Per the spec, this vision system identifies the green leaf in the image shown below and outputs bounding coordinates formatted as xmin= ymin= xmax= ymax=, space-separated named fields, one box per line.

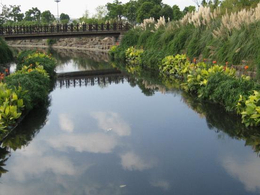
xmin=17 ymin=99 xmax=24 ymax=108
xmin=5 ymin=106 xmax=9 ymax=116
xmin=12 ymin=93 xmax=18 ymax=101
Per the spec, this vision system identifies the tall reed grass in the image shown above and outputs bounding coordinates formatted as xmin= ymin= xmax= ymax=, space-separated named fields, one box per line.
xmin=115 ymin=3 xmax=260 ymax=73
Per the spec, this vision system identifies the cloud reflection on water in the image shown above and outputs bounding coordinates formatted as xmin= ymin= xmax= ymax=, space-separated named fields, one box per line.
xmin=120 ymin=152 xmax=156 ymax=171
xmin=222 ymin=154 xmax=260 ymax=193
xmin=0 ymin=110 xmax=152 ymax=195
xmin=4 ymin=142 xmax=92 ymax=183
xmin=59 ymin=113 xmax=74 ymax=133
xmin=91 ymin=112 xmax=131 ymax=136
xmin=150 ymin=180 xmax=170 ymax=191
xmin=47 ymin=133 xmax=117 ymax=153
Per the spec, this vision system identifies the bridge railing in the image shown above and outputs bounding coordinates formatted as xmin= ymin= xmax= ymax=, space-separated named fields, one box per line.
xmin=0 ymin=22 xmax=130 ymax=35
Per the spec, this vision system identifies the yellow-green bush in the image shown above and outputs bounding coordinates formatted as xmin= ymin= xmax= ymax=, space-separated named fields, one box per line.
xmin=159 ymin=54 xmax=260 ymax=127
xmin=125 ymin=46 xmax=144 ymax=66
xmin=237 ymin=91 xmax=260 ymax=127
xmin=16 ymin=51 xmax=56 ymax=78
xmin=0 ymin=83 xmax=24 ymax=130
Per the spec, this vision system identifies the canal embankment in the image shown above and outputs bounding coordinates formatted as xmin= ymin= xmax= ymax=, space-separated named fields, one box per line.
xmin=110 ymin=5 xmax=260 ymax=127
xmin=6 ymin=36 xmax=118 ymax=52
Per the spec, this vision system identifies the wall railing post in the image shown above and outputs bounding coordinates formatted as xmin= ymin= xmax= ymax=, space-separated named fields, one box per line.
xmin=57 ymin=24 xmax=60 ymax=32
xmin=113 ymin=22 xmax=117 ymax=31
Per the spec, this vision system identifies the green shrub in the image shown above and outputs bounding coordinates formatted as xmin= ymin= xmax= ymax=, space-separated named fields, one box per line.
xmin=159 ymin=54 xmax=260 ymax=126
xmin=0 ymin=83 xmax=24 ymax=127
xmin=199 ymin=73 xmax=257 ymax=111
xmin=125 ymin=46 xmax=144 ymax=66
xmin=16 ymin=50 xmax=36 ymax=63
xmin=16 ymin=51 xmax=56 ymax=78
xmin=109 ymin=45 xmax=118 ymax=60
xmin=159 ymin=54 xmax=190 ymax=79
xmin=5 ymin=66 xmax=50 ymax=110
xmin=47 ymin=39 xmax=57 ymax=46
xmin=237 ymin=90 xmax=260 ymax=127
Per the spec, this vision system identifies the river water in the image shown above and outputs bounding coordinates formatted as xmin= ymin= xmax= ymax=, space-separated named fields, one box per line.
xmin=1 ymin=50 xmax=260 ymax=195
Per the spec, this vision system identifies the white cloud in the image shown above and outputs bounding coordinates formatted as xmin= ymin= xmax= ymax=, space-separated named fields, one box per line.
xmin=120 ymin=152 xmax=155 ymax=171
xmin=4 ymin=142 xmax=91 ymax=183
xmin=92 ymin=112 xmax=131 ymax=137
xmin=222 ymin=154 xmax=260 ymax=192
xmin=59 ymin=113 xmax=74 ymax=133
xmin=48 ymin=133 xmax=117 ymax=153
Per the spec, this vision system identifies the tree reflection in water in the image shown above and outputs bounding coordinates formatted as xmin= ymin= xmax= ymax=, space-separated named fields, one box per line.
xmin=181 ymin=92 xmax=260 ymax=154
xmin=2 ymin=49 xmax=260 ymax=179
xmin=0 ymin=99 xmax=51 ymax=177
xmin=120 ymin=63 xmax=260 ymax=155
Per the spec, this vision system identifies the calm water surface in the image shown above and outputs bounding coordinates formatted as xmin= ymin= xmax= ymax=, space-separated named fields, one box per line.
xmin=1 ymin=51 xmax=260 ymax=195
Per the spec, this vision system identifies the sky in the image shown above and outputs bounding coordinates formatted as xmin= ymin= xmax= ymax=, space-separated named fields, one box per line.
xmin=1 ymin=0 xmax=197 ymax=19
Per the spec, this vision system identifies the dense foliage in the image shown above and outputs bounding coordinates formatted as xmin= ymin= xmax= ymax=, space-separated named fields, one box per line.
xmin=16 ymin=51 xmax=56 ymax=78
xmin=5 ymin=65 xmax=50 ymax=110
xmin=0 ymin=83 xmax=24 ymax=130
xmin=0 ymin=50 xmax=56 ymax=137
xmin=111 ymin=4 xmax=260 ymax=70
xmin=120 ymin=50 xmax=260 ymax=126
xmin=0 ymin=38 xmax=13 ymax=65
xmin=0 ymin=5 xmax=64 ymax=25
xmin=110 ymin=3 xmax=260 ymax=126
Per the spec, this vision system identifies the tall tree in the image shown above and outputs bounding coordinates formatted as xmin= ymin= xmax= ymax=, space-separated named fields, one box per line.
xmin=106 ymin=0 xmax=124 ymax=21
xmin=221 ymin=0 xmax=260 ymax=12
xmin=24 ymin=7 xmax=41 ymax=22
xmin=60 ymin=13 xmax=70 ymax=24
xmin=123 ymin=0 xmax=138 ymax=24
xmin=136 ymin=2 xmax=161 ymax=22
xmin=193 ymin=0 xmax=221 ymax=8
xmin=0 ymin=5 xmax=24 ymax=24
xmin=8 ymin=5 xmax=24 ymax=22
xmin=159 ymin=4 xmax=173 ymax=21
xmin=138 ymin=0 xmax=162 ymax=5
xmin=183 ymin=6 xmax=196 ymax=15
xmin=94 ymin=5 xmax=108 ymax=20
xmin=41 ymin=10 xmax=55 ymax=24
xmin=172 ymin=5 xmax=183 ymax=21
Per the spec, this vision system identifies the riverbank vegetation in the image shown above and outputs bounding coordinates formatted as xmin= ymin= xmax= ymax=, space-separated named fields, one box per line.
xmin=0 ymin=49 xmax=56 ymax=138
xmin=0 ymin=38 xmax=13 ymax=65
xmin=111 ymin=3 xmax=260 ymax=69
xmin=110 ymin=3 xmax=260 ymax=127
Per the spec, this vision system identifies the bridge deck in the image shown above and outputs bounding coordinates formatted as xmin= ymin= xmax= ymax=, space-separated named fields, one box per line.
xmin=0 ymin=23 xmax=129 ymax=40
xmin=3 ymin=31 xmax=123 ymax=40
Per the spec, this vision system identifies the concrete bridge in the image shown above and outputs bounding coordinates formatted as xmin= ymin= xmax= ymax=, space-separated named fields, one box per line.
xmin=1 ymin=23 xmax=130 ymax=40
xmin=56 ymin=68 xmax=130 ymax=88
